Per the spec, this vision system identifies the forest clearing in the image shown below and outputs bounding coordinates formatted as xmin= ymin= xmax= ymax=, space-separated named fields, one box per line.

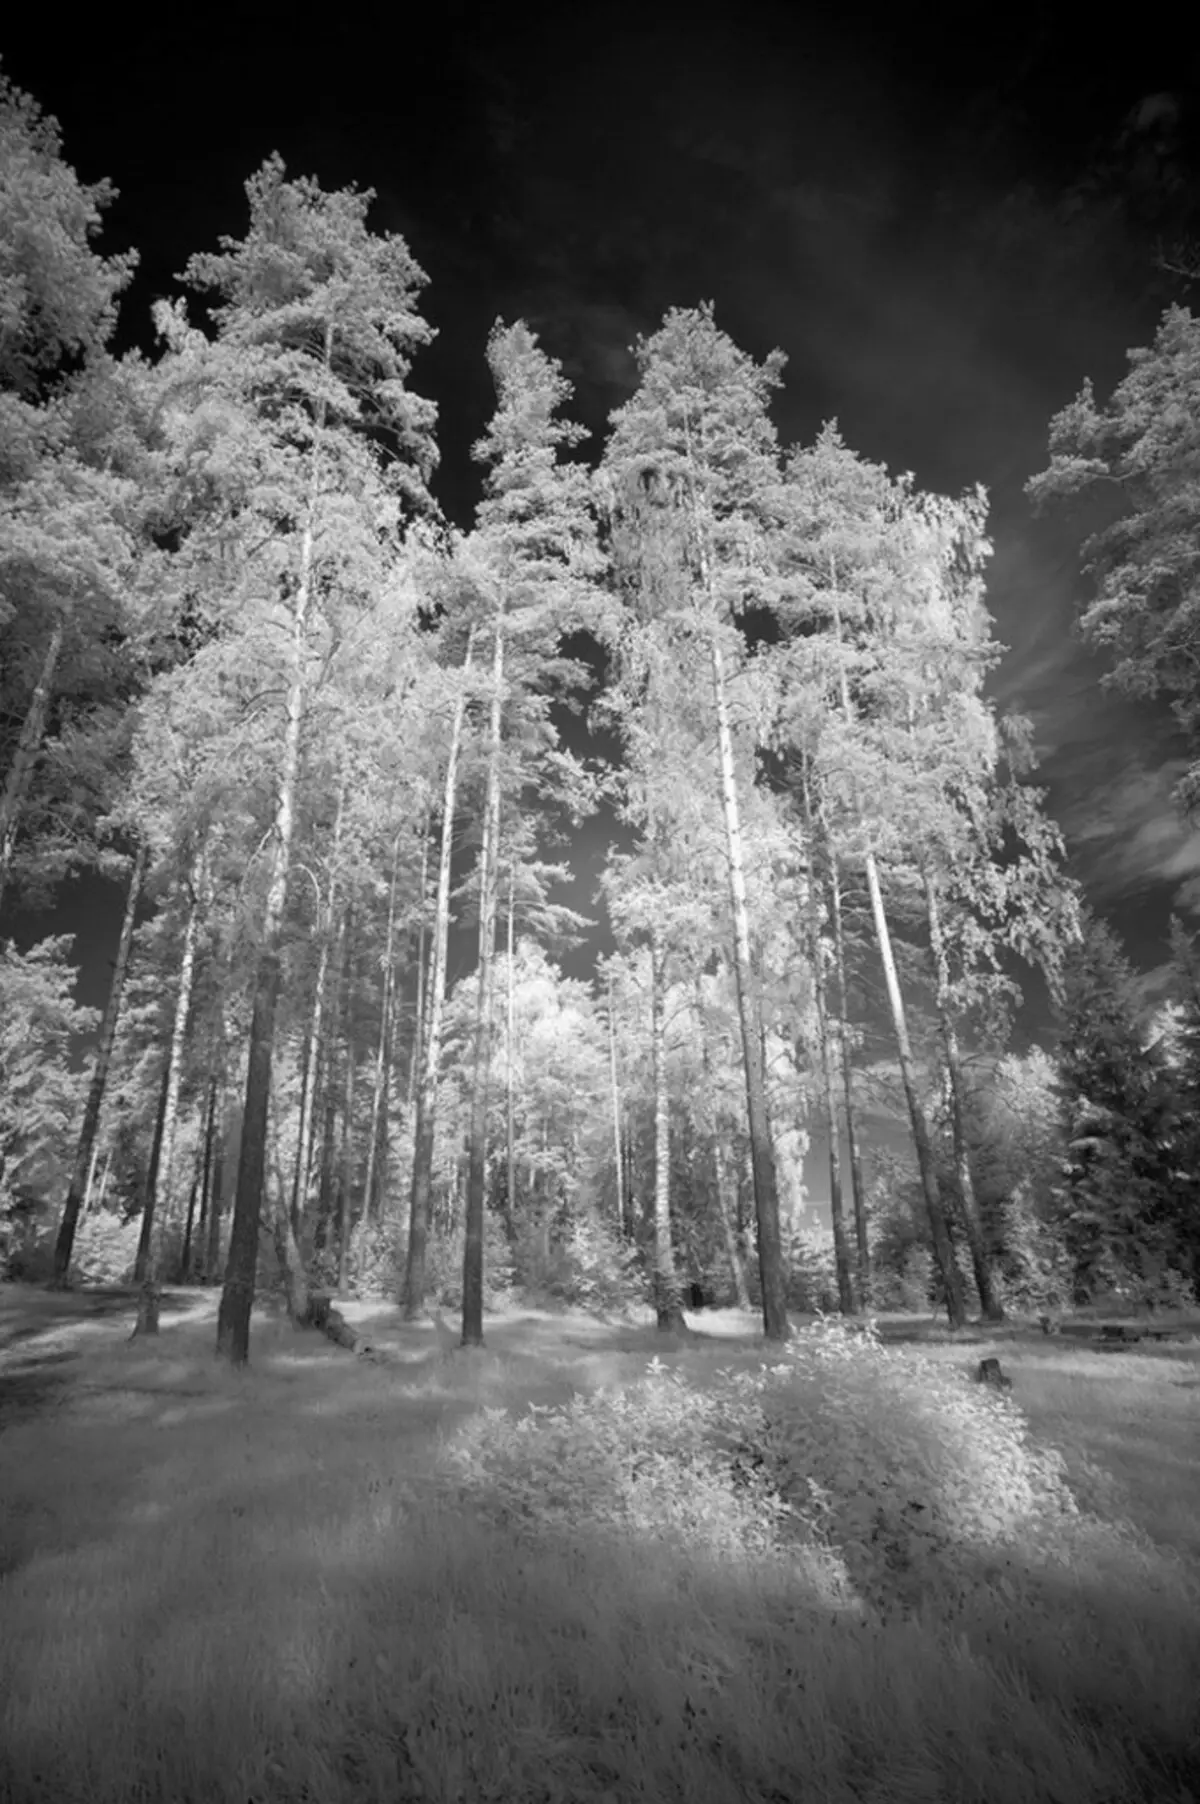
xmin=1 ymin=1284 xmax=1198 ymax=1804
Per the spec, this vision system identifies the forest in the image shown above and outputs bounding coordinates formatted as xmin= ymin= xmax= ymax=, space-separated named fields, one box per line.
xmin=4 ymin=64 xmax=1200 ymax=1804
xmin=3 ymin=72 xmax=1198 ymax=1352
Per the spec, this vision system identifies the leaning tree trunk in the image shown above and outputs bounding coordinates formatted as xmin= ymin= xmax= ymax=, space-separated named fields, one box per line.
xmin=404 ymin=631 xmax=475 ymax=1318
xmin=0 ymin=616 xmax=64 ymax=921
xmin=864 ymin=852 xmax=966 ymax=1327
xmin=707 ymin=617 xmax=789 ymax=1341
xmin=924 ymin=871 xmax=1003 ymax=1321
xmin=462 ymin=620 xmax=504 ymax=1349
xmin=650 ymin=928 xmax=685 ymax=1331
xmin=135 ymin=851 xmax=204 ymax=1335
xmin=217 ymin=368 xmax=325 ymax=1366
xmin=53 ymin=837 xmax=146 ymax=1284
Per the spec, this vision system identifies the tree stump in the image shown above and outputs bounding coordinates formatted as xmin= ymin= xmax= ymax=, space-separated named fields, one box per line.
xmin=977 ymin=1357 xmax=1012 ymax=1391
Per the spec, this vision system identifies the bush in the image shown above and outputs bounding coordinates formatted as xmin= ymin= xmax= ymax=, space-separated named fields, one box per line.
xmin=520 ymin=1213 xmax=643 ymax=1315
xmin=440 ymin=1315 xmax=1086 ymax=1625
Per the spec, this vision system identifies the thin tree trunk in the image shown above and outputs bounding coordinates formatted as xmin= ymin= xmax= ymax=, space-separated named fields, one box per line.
xmin=923 ymin=871 xmax=1003 ymax=1321
xmin=0 ymin=617 xmax=64 ymax=920
xmin=135 ymin=849 xmax=203 ymax=1334
xmin=292 ymin=780 xmax=346 ymax=1238
xmin=404 ymin=822 xmax=430 ymax=1117
xmin=180 ymin=1112 xmax=207 ymax=1281
xmin=94 ymin=1148 xmax=112 ymax=1214
xmin=204 ymin=1032 xmax=227 ymax=1284
xmin=363 ymin=830 xmax=402 ymax=1223
xmin=404 ymin=632 xmax=474 ymax=1318
xmin=708 ymin=622 xmax=789 ymax=1340
xmin=194 ymin=1070 xmax=218 ymax=1282
xmin=133 ymin=1061 xmax=171 ymax=1289
xmin=462 ymin=620 xmax=503 ymax=1348
xmin=312 ymin=907 xmax=348 ymax=1260
xmin=827 ymin=844 xmax=870 ymax=1298
xmin=650 ymin=930 xmax=685 ymax=1330
xmin=335 ymin=954 xmax=358 ymax=1300
xmin=864 ymin=852 xmax=966 ymax=1326
xmin=505 ymin=860 xmax=517 ymax=1227
xmin=218 ymin=340 xmax=327 ymax=1366
xmin=608 ymin=972 xmax=624 ymax=1234
xmin=53 ymin=837 xmax=146 ymax=1284
xmin=800 ymin=758 xmax=856 ymax=1313
xmin=82 ymin=1142 xmax=100 ymax=1216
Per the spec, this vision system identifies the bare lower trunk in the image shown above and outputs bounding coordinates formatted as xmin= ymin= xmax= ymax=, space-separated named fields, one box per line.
xmin=505 ymin=862 xmax=517 ymax=1229
xmin=133 ymin=1060 xmax=172 ymax=1286
xmin=0 ymin=617 xmax=64 ymax=920
xmin=404 ymin=633 xmax=474 ymax=1317
xmin=864 ymin=851 xmax=965 ymax=1327
xmin=193 ymin=1071 xmax=218 ymax=1282
xmin=650 ymin=931 xmax=685 ymax=1331
xmin=708 ymin=622 xmax=788 ymax=1340
xmin=827 ymin=849 xmax=870 ymax=1298
xmin=924 ymin=872 xmax=1003 ymax=1321
xmin=363 ymin=830 xmax=402 ymax=1221
xmin=335 ymin=994 xmax=358 ymax=1300
xmin=179 ymin=1113 xmax=207 ymax=1279
xmin=136 ymin=852 xmax=203 ymax=1333
xmin=53 ymin=838 xmax=146 ymax=1284
xmin=462 ymin=622 xmax=503 ymax=1349
xmin=204 ymin=1040 xmax=227 ymax=1284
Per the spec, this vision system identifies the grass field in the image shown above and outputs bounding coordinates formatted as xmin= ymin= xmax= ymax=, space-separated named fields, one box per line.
xmin=0 ymin=1286 xmax=1197 ymax=1804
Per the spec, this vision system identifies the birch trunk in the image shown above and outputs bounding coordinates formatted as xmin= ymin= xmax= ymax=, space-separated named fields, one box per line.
xmin=462 ymin=620 xmax=504 ymax=1348
xmin=404 ymin=632 xmax=474 ymax=1317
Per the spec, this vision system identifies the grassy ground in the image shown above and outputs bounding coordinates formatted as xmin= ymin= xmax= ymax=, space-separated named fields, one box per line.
xmin=0 ymin=1286 xmax=1198 ymax=1804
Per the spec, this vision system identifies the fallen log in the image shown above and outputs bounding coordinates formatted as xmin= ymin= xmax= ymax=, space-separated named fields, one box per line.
xmin=303 ymin=1292 xmax=396 ymax=1363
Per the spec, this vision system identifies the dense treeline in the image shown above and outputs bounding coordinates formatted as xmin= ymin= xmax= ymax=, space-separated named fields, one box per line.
xmin=2 ymin=72 xmax=1198 ymax=1358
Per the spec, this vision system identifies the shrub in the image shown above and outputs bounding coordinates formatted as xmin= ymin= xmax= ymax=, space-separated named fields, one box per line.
xmin=440 ymin=1315 xmax=1087 ymax=1626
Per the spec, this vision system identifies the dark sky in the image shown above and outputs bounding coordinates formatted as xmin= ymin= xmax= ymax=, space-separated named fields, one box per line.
xmin=5 ymin=1 xmax=1200 ymax=1053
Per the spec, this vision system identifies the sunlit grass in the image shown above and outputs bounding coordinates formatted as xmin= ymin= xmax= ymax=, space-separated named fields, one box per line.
xmin=1 ymin=1291 xmax=1198 ymax=1803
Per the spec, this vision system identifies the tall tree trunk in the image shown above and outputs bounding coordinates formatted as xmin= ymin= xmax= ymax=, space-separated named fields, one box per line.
xmin=218 ymin=349 xmax=326 ymax=1366
xmin=650 ymin=930 xmax=685 ymax=1330
xmin=311 ymin=907 xmax=348 ymax=1260
xmin=179 ymin=1111 xmax=207 ymax=1281
xmin=193 ymin=1069 xmax=218 ymax=1282
xmin=923 ymin=871 xmax=1003 ymax=1321
xmin=404 ymin=632 xmax=474 ymax=1318
xmin=462 ymin=621 xmax=503 ymax=1349
xmin=800 ymin=758 xmax=856 ymax=1313
xmin=53 ymin=837 xmax=146 ymax=1284
xmin=707 ymin=621 xmax=789 ymax=1340
xmin=505 ymin=860 xmax=517 ymax=1228
xmin=93 ymin=1148 xmax=112 ymax=1214
xmin=133 ymin=1060 xmax=171 ymax=1288
xmin=864 ymin=852 xmax=966 ymax=1326
xmin=0 ymin=617 xmax=64 ymax=920
xmin=292 ymin=780 xmax=346 ymax=1238
xmin=335 ymin=951 xmax=358 ymax=1300
xmin=135 ymin=852 xmax=203 ymax=1333
xmin=608 ymin=972 xmax=624 ymax=1234
xmin=827 ymin=845 xmax=870 ymax=1299
xmin=363 ymin=830 xmax=402 ymax=1223
xmin=204 ymin=1030 xmax=227 ymax=1284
